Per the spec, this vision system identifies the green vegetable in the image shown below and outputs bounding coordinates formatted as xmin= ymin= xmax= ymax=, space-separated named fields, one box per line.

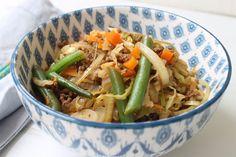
xmin=108 ymin=67 xmax=134 ymax=123
xmin=32 ymin=65 xmax=61 ymax=111
xmin=47 ymin=51 xmax=85 ymax=74
xmin=124 ymin=36 xmax=153 ymax=115
xmin=136 ymin=41 xmax=169 ymax=86
xmin=48 ymin=72 xmax=92 ymax=98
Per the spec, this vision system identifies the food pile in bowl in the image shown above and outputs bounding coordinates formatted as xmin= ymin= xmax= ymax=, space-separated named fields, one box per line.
xmin=11 ymin=6 xmax=231 ymax=157
xmin=32 ymin=28 xmax=210 ymax=123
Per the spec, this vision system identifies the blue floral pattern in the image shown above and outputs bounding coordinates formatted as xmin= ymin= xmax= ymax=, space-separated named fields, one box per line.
xmin=188 ymin=56 xmax=199 ymax=67
xmin=195 ymin=34 xmax=205 ymax=47
xmin=51 ymin=18 xmax=59 ymax=29
xmin=36 ymin=28 xmax=45 ymax=49
xmin=27 ymin=32 xmax=33 ymax=43
xmin=34 ymin=48 xmax=42 ymax=66
xmin=23 ymin=41 xmax=31 ymax=60
xmin=107 ymin=6 xmax=115 ymax=18
xmin=208 ymin=54 xmax=219 ymax=67
xmin=187 ymin=22 xmax=197 ymax=32
xmin=96 ymin=11 xmax=104 ymax=29
xmin=180 ymin=41 xmax=191 ymax=53
xmin=62 ymin=14 xmax=70 ymax=27
xmin=130 ymin=6 xmax=139 ymax=14
xmin=173 ymin=25 xmax=184 ymax=38
xmin=74 ymin=10 xmax=82 ymax=23
xmin=21 ymin=55 xmax=29 ymax=75
xmin=48 ymin=30 xmax=57 ymax=50
xmin=156 ymin=126 xmax=171 ymax=145
xmin=132 ymin=21 xmax=142 ymax=33
xmin=202 ymin=45 xmax=212 ymax=58
xmin=101 ymin=129 xmax=117 ymax=148
xmin=142 ymin=8 xmax=152 ymax=19
xmin=60 ymin=29 xmax=68 ymax=42
xmin=197 ymin=67 xmax=206 ymax=79
xmin=86 ymin=8 xmax=93 ymax=16
xmin=160 ymin=27 xmax=170 ymax=40
xmin=146 ymin=25 xmax=157 ymax=38
xmin=133 ymin=129 xmax=144 ymax=138
xmin=72 ymin=26 xmax=80 ymax=41
xmin=45 ymin=51 xmax=54 ymax=66
xmin=19 ymin=66 xmax=27 ymax=84
xmin=214 ymin=59 xmax=225 ymax=73
xmin=197 ymin=109 xmax=210 ymax=128
xmin=155 ymin=11 xmax=164 ymax=21
xmin=169 ymin=14 xmax=176 ymax=20
xmin=119 ymin=13 xmax=128 ymax=29
xmin=84 ymin=19 xmax=93 ymax=34
xmin=53 ymin=118 xmax=67 ymax=139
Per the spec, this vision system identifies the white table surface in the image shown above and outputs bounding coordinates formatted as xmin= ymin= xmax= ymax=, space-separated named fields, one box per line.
xmin=1 ymin=0 xmax=236 ymax=157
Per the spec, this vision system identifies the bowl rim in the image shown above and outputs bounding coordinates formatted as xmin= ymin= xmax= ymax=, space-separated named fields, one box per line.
xmin=11 ymin=5 xmax=232 ymax=129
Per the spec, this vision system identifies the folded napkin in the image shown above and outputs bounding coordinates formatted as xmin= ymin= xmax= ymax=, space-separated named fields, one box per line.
xmin=0 ymin=0 xmax=62 ymax=121
xmin=0 ymin=0 xmax=62 ymax=150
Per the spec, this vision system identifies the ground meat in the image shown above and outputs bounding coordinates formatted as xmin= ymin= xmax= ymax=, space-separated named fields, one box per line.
xmin=117 ymin=53 xmax=131 ymax=63
xmin=185 ymin=89 xmax=203 ymax=100
xmin=76 ymin=47 xmax=95 ymax=71
xmin=135 ymin=113 xmax=159 ymax=122
xmin=153 ymin=44 xmax=164 ymax=55
xmin=131 ymin=33 xmax=143 ymax=42
xmin=122 ymin=47 xmax=130 ymax=54
xmin=59 ymin=90 xmax=77 ymax=113
xmin=58 ymin=40 xmax=69 ymax=49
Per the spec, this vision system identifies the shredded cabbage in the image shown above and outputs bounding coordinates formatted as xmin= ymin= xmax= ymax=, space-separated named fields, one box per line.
xmin=32 ymin=77 xmax=55 ymax=87
xmin=136 ymin=42 xmax=170 ymax=86
xmin=165 ymin=86 xmax=177 ymax=110
xmin=76 ymin=52 xmax=105 ymax=85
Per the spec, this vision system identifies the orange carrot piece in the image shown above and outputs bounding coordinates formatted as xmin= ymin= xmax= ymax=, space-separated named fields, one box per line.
xmin=131 ymin=47 xmax=140 ymax=59
xmin=123 ymin=69 xmax=136 ymax=77
xmin=98 ymin=39 xmax=104 ymax=49
xmin=123 ymin=56 xmax=138 ymax=70
xmin=106 ymin=31 xmax=122 ymax=46
xmin=85 ymin=35 xmax=97 ymax=42
xmin=60 ymin=66 xmax=77 ymax=77
xmin=160 ymin=48 xmax=174 ymax=64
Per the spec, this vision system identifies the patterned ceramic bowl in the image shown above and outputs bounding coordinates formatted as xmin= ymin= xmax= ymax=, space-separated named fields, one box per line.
xmin=11 ymin=6 xmax=231 ymax=157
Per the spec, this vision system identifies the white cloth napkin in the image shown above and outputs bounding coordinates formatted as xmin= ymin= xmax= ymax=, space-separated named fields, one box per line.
xmin=0 ymin=0 xmax=62 ymax=150
xmin=0 ymin=0 xmax=61 ymax=120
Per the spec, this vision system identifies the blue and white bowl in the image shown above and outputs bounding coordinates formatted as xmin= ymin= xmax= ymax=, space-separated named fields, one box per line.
xmin=11 ymin=6 xmax=231 ymax=157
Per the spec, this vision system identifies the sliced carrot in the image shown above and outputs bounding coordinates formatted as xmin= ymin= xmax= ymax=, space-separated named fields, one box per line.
xmin=123 ymin=56 xmax=138 ymax=70
xmin=98 ymin=39 xmax=104 ymax=49
xmin=60 ymin=66 xmax=77 ymax=77
xmin=160 ymin=48 xmax=174 ymax=64
xmin=123 ymin=69 xmax=136 ymax=77
xmin=85 ymin=35 xmax=97 ymax=42
xmin=131 ymin=47 xmax=140 ymax=59
xmin=106 ymin=31 xmax=122 ymax=46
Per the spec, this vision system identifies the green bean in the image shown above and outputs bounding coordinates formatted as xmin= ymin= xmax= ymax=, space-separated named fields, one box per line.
xmin=124 ymin=36 xmax=153 ymax=115
xmin=108 ymin=67 xmax=134 ymax=123
xmin=47 ymin=72 xmax=92 ymax=98
xmin=32 ymin=65 xmax=61 ymax=111
xmin=47 ymin=51 xmax=85 ymax=74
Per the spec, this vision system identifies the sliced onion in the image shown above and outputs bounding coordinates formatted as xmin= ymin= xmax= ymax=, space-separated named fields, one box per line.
xmin=165 ymin=86 xmax=177 ymax=110
xmin=184 ymin=100 xmax=201 ymax=106
xmin=32 ymin=77 xmax=54 ymax=87
xmin=71 ymin=109 xmax=98 ymax=121
xmin=136 ymin=42 xmax=169 ymax=86
xmin=76 ymin=52 xmax=105 ymax=85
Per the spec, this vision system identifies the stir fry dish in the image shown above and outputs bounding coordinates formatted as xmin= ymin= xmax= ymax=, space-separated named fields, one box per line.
xmin=32 ymin=28 xmax=210 ymax=123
